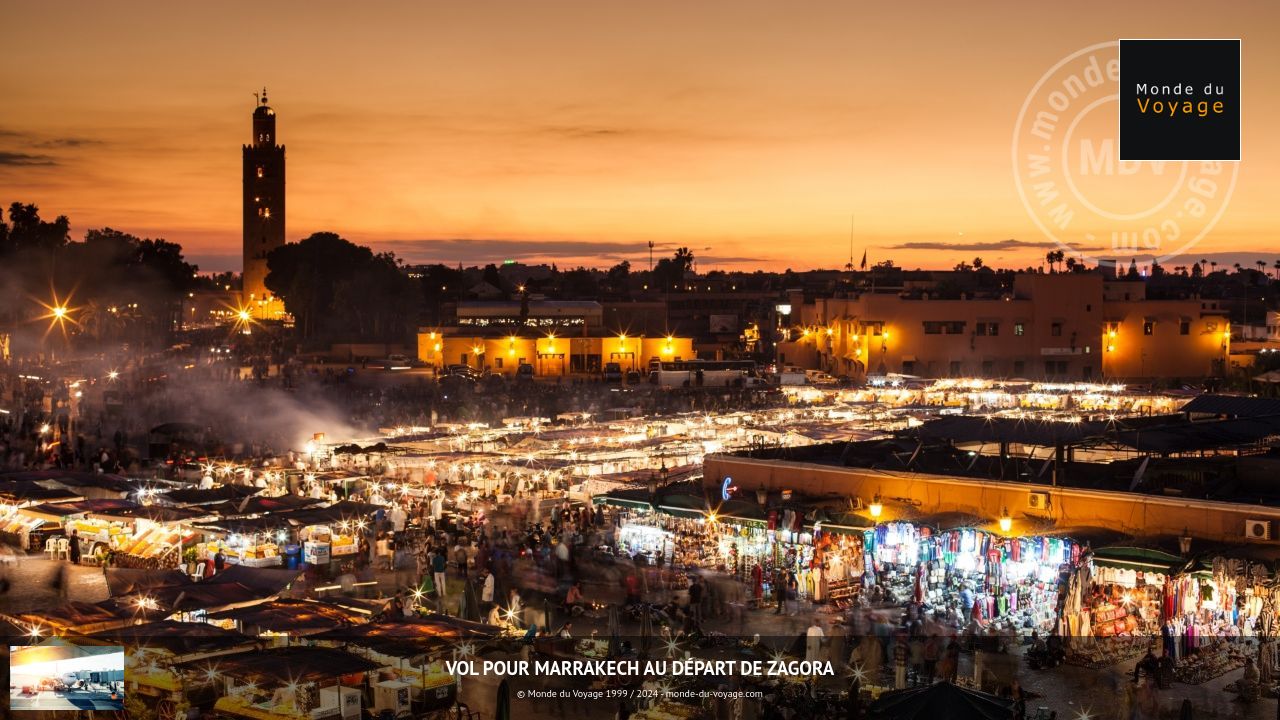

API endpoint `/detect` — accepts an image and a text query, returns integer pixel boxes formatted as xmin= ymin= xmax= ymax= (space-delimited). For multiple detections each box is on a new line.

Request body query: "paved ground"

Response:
xmin=9 ymin=689 xmax=125 ymax=711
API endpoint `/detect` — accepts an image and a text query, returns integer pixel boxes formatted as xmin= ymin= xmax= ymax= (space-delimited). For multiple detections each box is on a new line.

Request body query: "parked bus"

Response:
xmin=648 ymin=359 xmax=764 ymax=388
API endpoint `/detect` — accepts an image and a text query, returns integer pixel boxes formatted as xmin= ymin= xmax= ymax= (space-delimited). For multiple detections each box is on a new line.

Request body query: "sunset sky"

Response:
xmin=1 ymin=1 xmax=1277 ymax=273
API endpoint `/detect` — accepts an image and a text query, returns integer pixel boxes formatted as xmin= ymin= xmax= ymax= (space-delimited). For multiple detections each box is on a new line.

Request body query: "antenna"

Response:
xmin=846 ymin=214 xmax=855 ymax=270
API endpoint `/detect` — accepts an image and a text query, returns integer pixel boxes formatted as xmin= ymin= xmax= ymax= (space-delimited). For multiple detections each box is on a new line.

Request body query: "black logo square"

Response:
xmin=1119 ymin=39 xmax=1240 ymax=161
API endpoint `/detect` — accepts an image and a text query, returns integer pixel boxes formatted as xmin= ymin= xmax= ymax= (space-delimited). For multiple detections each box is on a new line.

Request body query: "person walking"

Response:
xmin=68 ymin=530 xmax=81 ymax=565
xmin=432 ymin=548 xmax=449 ymax=600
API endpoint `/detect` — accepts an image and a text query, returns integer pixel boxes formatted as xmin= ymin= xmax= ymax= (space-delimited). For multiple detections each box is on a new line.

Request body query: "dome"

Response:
xmin=254 ymin=104 xmax=275 ymax=118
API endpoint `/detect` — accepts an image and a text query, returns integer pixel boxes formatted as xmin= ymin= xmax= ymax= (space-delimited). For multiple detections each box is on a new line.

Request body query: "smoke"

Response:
xmin=108 ymin=359 xmax=370 ymax=455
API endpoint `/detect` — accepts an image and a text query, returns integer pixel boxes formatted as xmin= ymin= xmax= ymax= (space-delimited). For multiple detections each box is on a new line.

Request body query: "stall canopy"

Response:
xmin=657 ymin=494 xmax=767 ymax=523
xmin=312 ymin=615 xmax=504 ymax=659
xmin=284 ymin=500 xmax=384 ymax=525
xmin=106 ymin=568 xmax=192 ymax=598
xmin=0 ymin=481 xmax=82 ymax=504
xmin=205 ymin=598 xmax=368 ymax=634
xmin=868 ymin=681 xmax=1013 ymax=720
xmin=22 ymin=498 xmax=140 ymax=521
xmin=105 ymin=565 xmax=303 ymax=614
xmin=1180 ymin=394 xmax=1280 ymax=418
xmin=1089 ymin=546 xmax=1184 ymax=573
xmin=91 ymin=620 xmax=255 ymax=654
xmin=911 ymin=415 xmax=1108 ymax=447
xmin=89 ymin=505 xmax=212 ymax=523
xmin=1111 ymin=415 xmax=1280 ymax=454
xmin=4 ymin=600 xmax=139 ymax=634
xmin=1 ymin=470 xmax=135 ymax=494
xmin=207 ymin=494 xmax=323 ymax=516
xmin=157 ymin=485 xmax=258 ymax=506
xmin=175 ymin=646 xmax=381 ymax=685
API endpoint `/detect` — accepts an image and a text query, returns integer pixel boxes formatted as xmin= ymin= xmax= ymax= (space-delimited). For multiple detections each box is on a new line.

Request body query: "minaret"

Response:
xmin=242 ymin=87 xmax=286 ymax=316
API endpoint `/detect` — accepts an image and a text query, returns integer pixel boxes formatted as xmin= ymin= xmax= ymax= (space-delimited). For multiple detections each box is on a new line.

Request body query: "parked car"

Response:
xmin=602 ymin=362 xmax=623 ymax=383
xmin=516 ymin=363 xmax=535 ymax=382
xmin=444 ymin=364 xmax=481 ymax=380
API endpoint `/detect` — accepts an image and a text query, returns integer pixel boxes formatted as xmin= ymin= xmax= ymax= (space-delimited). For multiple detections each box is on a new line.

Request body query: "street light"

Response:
xmin=998 ymin=508 xmax=1013 ymax=533
xmin=868 ymin=493 xmax=883 ymax=519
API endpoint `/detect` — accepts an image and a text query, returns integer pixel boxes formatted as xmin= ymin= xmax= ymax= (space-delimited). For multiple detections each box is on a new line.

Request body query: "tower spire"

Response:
xmin=261 ymin=86 xmax=269 ymax=106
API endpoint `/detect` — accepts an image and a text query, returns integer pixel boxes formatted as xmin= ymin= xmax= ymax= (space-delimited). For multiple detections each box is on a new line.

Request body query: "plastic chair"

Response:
xmin=56 ymin=537 xmax=70 ymax=560
xmin=192 ymin=563 xmax=206 ymax=580
xmin=44 ymin=537 xmax=58 ymax=560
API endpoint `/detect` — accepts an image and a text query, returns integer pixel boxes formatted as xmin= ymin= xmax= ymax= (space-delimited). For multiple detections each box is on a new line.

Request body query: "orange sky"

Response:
xmin=1 ymin=1 xmax=1276 ymax=272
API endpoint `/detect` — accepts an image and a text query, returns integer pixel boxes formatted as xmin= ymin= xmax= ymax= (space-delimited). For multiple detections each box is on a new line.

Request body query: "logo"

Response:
xmin=1012 ymin=41 xmax=1238 ymax=266
xmin=721 ymin=476 xmax=735 ymax=501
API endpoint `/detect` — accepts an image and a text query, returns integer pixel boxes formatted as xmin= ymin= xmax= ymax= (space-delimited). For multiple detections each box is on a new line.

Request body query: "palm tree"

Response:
xmin=1210 ymin=261 xmax=1218 ymax=273
xmin=1256 ymin=260 xmax=1267 ymax=274
xmin=1273 ymin=260 xmax=1280 ymax=280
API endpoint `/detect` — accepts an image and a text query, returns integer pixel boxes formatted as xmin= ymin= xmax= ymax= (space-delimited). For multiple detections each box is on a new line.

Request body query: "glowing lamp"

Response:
xmin=998 ymin=508 xmax=1012 ymax=533
xmin=868 ymin=494 xmax=883 ymax=519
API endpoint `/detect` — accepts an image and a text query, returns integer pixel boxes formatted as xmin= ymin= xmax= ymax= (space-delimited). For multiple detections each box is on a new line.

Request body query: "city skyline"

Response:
xmin=2 ymin=1 xmax=1279 ymax=274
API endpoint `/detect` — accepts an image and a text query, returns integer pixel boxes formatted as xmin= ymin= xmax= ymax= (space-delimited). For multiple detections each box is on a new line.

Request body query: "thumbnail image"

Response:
xmin=9 ymin=639 xmax=125 ymax=712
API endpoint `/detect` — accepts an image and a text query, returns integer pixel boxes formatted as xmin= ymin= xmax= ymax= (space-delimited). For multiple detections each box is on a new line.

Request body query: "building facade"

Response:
xmin=241 ymin=88 xmax=287 ymax=319
xmin=778 ymin=273 xmax=1229 ymax=381
xmin=418 ymin=300 xmax=694 ymax=376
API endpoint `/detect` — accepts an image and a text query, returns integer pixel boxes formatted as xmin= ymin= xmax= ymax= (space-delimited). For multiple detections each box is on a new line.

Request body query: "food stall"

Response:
xmin=0 ymin=482 xmax=83 ymax=550
xmin=313 ymin=614 xmax=505 ymax=714
xmin=299 ymin=522 xmax=360 ymax=566
xmin=16 ymin=499 xmax=143 ymax=562
xmin=87 ymin=506 xmax=211 ymax=570
xmin=184 ymin=646 xmax=379 ymax=720
xmin=90 ymin=621 xmax=257 ymax=720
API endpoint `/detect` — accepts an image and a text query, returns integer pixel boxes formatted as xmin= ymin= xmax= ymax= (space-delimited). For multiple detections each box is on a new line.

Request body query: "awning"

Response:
xmin=176 ymin=646 xmax=381 ymax=685
xmin=1090 ymin=546 xmax=1183 ymax=572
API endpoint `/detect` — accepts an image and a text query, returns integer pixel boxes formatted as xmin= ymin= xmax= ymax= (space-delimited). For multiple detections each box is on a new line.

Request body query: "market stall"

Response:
xmin=87 ymin=506 xmax=210 ymax=569
xmin=183 ymin=646 xmax=379 ymax=720
xmin=863 ymin=522 xmax=1075 ymax=637
xmin=312 ymin=614 xmax=506 ymax=714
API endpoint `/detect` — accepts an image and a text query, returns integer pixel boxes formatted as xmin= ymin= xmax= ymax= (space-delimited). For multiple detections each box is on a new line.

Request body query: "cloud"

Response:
xmin=885 ymin=238 xmax=1107 ymax=253
xmin=369 ymin=238 xmax=762 ymax=267
xmin=34 ymin=137 xmax=103 ymax=149
xmin=541 ymin=125 xmax=631 ymax=139
xmin=0 ymin=151 xmax=56 ymax=166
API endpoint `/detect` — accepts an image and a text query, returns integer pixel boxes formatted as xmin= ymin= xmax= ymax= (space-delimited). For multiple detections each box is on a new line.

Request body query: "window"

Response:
xmin=1179 ymin=319 xmax=1190 ymax=335
xmin=949 ymin=360 xmax=961 ymax=375
xmin=924 ymin=321 xmax=966 ymax=334
xmin=460 ymin=353 xmax=469 ymax=364
xmin=494 ymin=358 xmax=504 ymax=369
xmin=1082 ymin=365 xmax=1094 ymax=380
xmin=1143 ymin=321 xmax=1154 ymax=336
xmin=1014 ymin=323 xmax=1026 ymax=336
xmin=1051 ymin=322 xmax=1063 ymax=337
xmin=256 ymin=166 xmax=264 ymax=178
xmin=1013 ymin=360 xmax=1025 ymax=376
xmin=901 ymin=361 xmax=916 ymax=375
xmin=975 ymin=322 xmax=999 ymax=337
xmin=1085 ymin=304 xmax=1092 ymax=312
xmin=981 ymin=360 xmax=994 ymax=376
